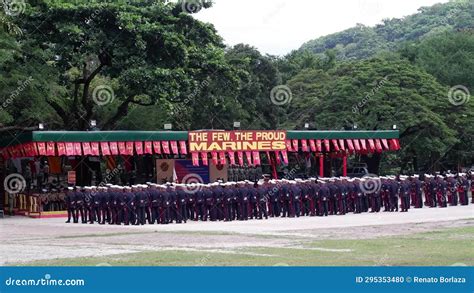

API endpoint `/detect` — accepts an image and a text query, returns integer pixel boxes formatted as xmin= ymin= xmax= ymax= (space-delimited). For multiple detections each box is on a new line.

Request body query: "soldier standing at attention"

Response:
xmin=399 ymin=177 xmax=410 ymax=212
xmin=149 ymin=184 xmax=160 ymax=224
xmin=136 ymin=185 xmax=148 ymax=225
xmin=257 ymin=181 xmax=268 ymax=220
xmin=458 ymin=174 xmax=469 ymax=206
xmin=73 ymin=186 xmax=85 ymax=223
xmin=319 ymin=180 xmax=330 ymax=216
xmin=121 ymin=186 xmax=131 ymax=225
xmin=389 ymin=178 xmax=399 ymax=212
xmin=176 ymin=185 xmax=187 ymax=224
xmin=65 ymin=187 xmax=74 ymax=223
xmin=99 ymin=187 xmax=108 ymax=225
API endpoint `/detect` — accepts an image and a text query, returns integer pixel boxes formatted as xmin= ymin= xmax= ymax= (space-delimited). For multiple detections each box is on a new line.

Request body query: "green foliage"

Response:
xmin=300 ymin=1 xmax=474 ymax=60
xmin=0 ymin=0 xmax=472 ymax=173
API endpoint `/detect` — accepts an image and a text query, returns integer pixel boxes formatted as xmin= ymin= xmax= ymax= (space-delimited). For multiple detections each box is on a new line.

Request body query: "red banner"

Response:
xmin=200 ymin=152 xmax=209 ymax=166
xmin=338 ymin=139 xmax=345 ymax=151
xmin=57 ymin=142 xmax=66 ymax=156
xmin=245 ymin=151 xmax=252 ymax=166
xmin=192 ymin=153 xmax=199 ymax=166
xmin=109 ymin=142 xmax=118 ymax=155
xmin=237 ymin=151 xmax=244 ymax=166
xmin=301 ymin=139 xmax=309 ymax=152
xmin=292 ymin=139 xmax=299 ymax=152
xmin=91 ymin=142 xmax=100 ymax=156
xmin=46 ymin=142 xmax=56 ymax=156
xmin=219 ymin=152 xmax=226 ymax=165
xmin=285 ymin=140 xmax=293 ymax=152
xmin=100 ymin=142 xmax=110 ymax=156
xmin=252 ymin=151 xmax=261 ymax=166
xmin=82 ymin=142 xmax=92 ymax=156
xmin=144 ymin=142 xmax=153 ymax=154
xmin=161 ymin=141 xmax=170 ymax=154
xmin=170 ymin=141 xmax=179 ymax=154
xmin=126 ymin=142 xmax=134 ymax=155
xmin=179 ymin=141 xmax=188 ymax=155
xmin=118 ymin=142 xmax=127 ymax=155
xmin=228 ymin=151 xmax=235 ymax=165
xmin=74 ymin=142 xmax=82 ymax=156
xmin=153 ymin=141 xmax=161 ymax=154
xmin=188 ymin=130 xmax=286 ymax=153
xmin=211 ymin=151 xmax=218 ymax=165
xmin=135 ymin=141 xmax=143 ymax=155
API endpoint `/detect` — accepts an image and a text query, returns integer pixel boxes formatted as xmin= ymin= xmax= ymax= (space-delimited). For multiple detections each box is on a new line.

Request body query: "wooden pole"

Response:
xmin=319 ymin=155 xmax=324 ymax=178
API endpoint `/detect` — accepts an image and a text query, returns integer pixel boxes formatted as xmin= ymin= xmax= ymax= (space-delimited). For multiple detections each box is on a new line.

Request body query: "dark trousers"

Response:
xmin=137 ymin=207 xmax=146 ymax=225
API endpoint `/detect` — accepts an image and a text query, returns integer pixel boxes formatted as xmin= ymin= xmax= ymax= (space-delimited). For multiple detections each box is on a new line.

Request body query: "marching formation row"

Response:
xmin=65 ymin=173 xmax=473 ymax=225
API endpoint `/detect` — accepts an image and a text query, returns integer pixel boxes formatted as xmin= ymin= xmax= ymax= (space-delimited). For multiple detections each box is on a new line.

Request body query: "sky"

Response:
xmin=194 ymin=0 xmax=450 ymax=56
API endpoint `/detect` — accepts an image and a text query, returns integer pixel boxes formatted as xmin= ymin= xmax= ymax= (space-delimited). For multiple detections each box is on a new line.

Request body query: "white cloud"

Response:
xmin=194 ymin=0 xmax=450 ymax=55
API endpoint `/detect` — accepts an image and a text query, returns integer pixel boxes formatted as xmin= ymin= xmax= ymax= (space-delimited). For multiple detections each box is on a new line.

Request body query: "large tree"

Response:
xmin=286 ymin=58 xmax=459 ymax=174
xmin=16 ymin=0 xmax=229 ymax=130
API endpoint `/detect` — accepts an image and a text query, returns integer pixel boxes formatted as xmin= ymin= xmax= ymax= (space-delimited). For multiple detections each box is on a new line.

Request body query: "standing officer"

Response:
xmin=249 ymin=183 xmax=259 ymax=219
xmin=150 ymin=184 xmax=161 ymax=224
xmin=65 ymin=187 xmax=74 ymax=223
xmin=223 ymin=183 xmax=234 ymax=221
xmin=176 ymin=185 xmax=187 ymax=224
xmin=73 ymin=186 xmax=85 ymax=223
xmin=257 ymin=182 xmax=268 ymax=220
xmin=90 ymin=186 xmax=101 ymax=224
xmin=389 ymin=178 xmax=399 ymax=212
xmin=319 ymin=180 xmax=330 ymax=216
xmin=122 ymin=186 xmax=134 ymax=225
xmin=399 ymin=178 xmax=410 ymax=212
xmin=99 ymin=187 xmax=109 ymax=225
xmin=135 ymin=185 xmax=148 ymax=225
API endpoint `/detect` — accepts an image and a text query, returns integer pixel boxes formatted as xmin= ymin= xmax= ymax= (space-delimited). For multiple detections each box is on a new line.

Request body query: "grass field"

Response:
xmin=16 ymin=226 xmax=474 ymax=266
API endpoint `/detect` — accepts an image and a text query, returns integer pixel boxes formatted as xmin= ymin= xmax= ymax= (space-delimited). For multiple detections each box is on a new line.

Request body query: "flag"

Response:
xmin=100 ymin=142 xmax=110 ymax=156
xmin=338 ymin=139 xmax=345 ymax=151
xmin=228 ymin=151 xmax=235 ymax=165
xmin=109 ymin=142 xmax=118 ymax=155
xmin=82 ymin=142 xmax=92 ymax=156
xmin=219 ymin=152 xmax=226 ymax=165
xmin=309 ymin=140 xmax=316 ymax=152
xmin=285 ymin=140 xmax=293 ymax=152
xmin=201 ymin=152 xmax=209 ymax=166
xmin=301 ymin=139 xmax=309 ymax=152
xmin=192 ymin=153 xmax=199 ymax=166
xmin=281 ymin=150 xmax=289 ymax=164
xmin=237 ymin=152 xmax=244 ymax=166
xmin=74 ymin=142 xmax=82 ymax=156
xmin=126 ymin=141 xmax=134 ymax=155
xmin=118 ymin=142 xmax=127 ymax=155
xmin=57 ymin=142 xmax=66 ymax=156
xmin=170 ymin=141 xmax=179 ymax=154
xmin=323 ymin=140 xmax=330 ymax=152
xmin=144 ymin=142 xmax=153 ymax=154
xmin=179 ymin=141 xmax=188 ymax=155
xmin=46 ymin=142 xmax=56 ymax=156
xmin=161 ymin=141 xmax=170 ymax=154
xmin=331 ymin=140 xmax=340 ymax=152
xmin=91 ymin=142 xmax=100 ymax=156
xmin=245 ymin=151 xmax=252 ymax=166
xmin=292 ymin=139 xmax=299 ymax=152
xmin=252 ymin=151 xmax=261 ymax=166
xmin=211 ymin=151 xmax=218 ymax=165
xmin=135 ymin=141 xmax=143 ymax=155
xmin=153 ymin=141 xmax=161 ymax=154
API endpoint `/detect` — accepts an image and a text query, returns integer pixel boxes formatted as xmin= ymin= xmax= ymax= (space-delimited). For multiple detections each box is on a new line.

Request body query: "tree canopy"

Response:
xmin=0 ymin=0 xmax=472 ymax=174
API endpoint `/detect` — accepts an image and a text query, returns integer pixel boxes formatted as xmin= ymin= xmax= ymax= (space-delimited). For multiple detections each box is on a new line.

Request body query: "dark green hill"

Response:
xmin=299 ymin=0 xmax=473 ymax=59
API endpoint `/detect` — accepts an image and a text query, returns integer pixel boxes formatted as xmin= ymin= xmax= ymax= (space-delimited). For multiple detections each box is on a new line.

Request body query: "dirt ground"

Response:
xmin=1 ymin=204 xmax=473 ymax=265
